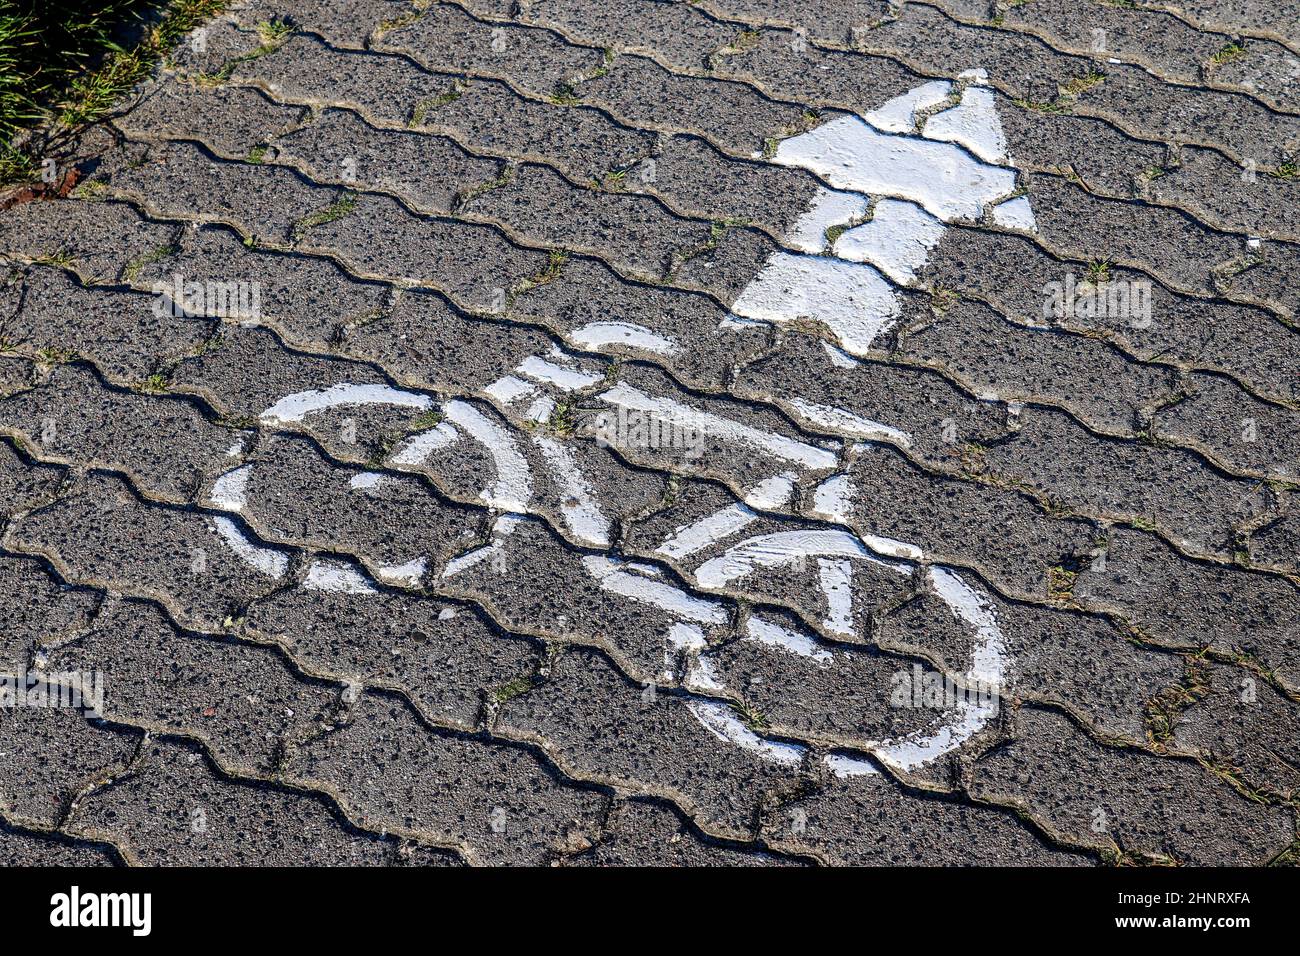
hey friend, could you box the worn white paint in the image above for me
[693,528,903,589]
[533,434,610,547]
[787,397,912,447]
[304,560,378,594]
[376,557,426,587]
[922,82,1008,165]
[809,475,925,561]
[784,188,870,253]
[208,465,251,512]
[818,557,856,636]
[744,473,797,510]
[833,198,946,284]
[516,355,601,391]
[389,422,460,466]
[443,400,532,512]
[745,615,834,664]
[582,555,727,625]
[259,383,432,424]
[730,252,899,355]
[482,375,537,405]
[569,321,679,355]
[526,396,556,423]
[656,502,759,561]
[211,516,288,578]
[990,195,1037,232]
[773,114,1017,221]
[348,471,388,491]
[929,566,1008,684]
[864,80,953,133]
[687,700,805,766]
[599,383,838,469]
[824,753,879,778]
[441,514,523,578]
[820,341,861,369]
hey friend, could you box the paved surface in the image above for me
[1,0,1299,866]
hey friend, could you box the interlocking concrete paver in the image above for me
[970,706,1294,864]
[285,689,608,864]
[1075,527,1300,690]
[47,598,337,775]
[3,0,1297,867]
[70,737,411,866]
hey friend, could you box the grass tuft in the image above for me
[292,191,357,242]
[2,0,232,187]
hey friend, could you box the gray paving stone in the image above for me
[3,0,1297,867]
[880,586,1185,742]
[1164,0,1300,49]
[170,322,394,433]
[0,708,138,828]
[509,257,767,392]
[1025,173,1245,296]
[765,766,1087,865]
[100,139,324,246]
[0,198,178,284]
[700,0,895,47]
[47,597,337,775]
[462,163,714,282]
[996,96,1165,199]
[1148,144,1300,241]
[582,362,841,497]
[10,470,288,630]
[272,107,502,216]
[735,323,1009,467]
[970,705,1294,864]
[498,645,806,836]
[980,405,1270,557]
[0,825,118,866]
[1172,661,1300,799]
[247,583,541,730]
[341,288,552,393]
[131,223,390,348]
[699,607,955,744]
[1153,372,1300,479]
[230,33,462,126]
[296,192,547,312]
[896,294,1177,434]
[117,77,308,158]
[1075,527,1300,690]
[0,440,64,516]
[0,362,234,502]
[858,2,1300,164]
[625,133,821,240]
[573,54,810,156]
[838,443,1098,599]
[0,552,99,666]
[1221,238,1300,317]
[236,0,410,48]
[285,689,608,864]
[0,357,31,399]
[994,0,1300,111]
[440,514,727,679]
[0,265,212,385]
[563,797,800,866]
[378,2,605,96]
[713,22,930,116]
[922,224,1300,405]
[525,0,737,71]
[1247,500,1300,574]
[70,736,404,866]
[412,78,656,182]
[229,431,485,571]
